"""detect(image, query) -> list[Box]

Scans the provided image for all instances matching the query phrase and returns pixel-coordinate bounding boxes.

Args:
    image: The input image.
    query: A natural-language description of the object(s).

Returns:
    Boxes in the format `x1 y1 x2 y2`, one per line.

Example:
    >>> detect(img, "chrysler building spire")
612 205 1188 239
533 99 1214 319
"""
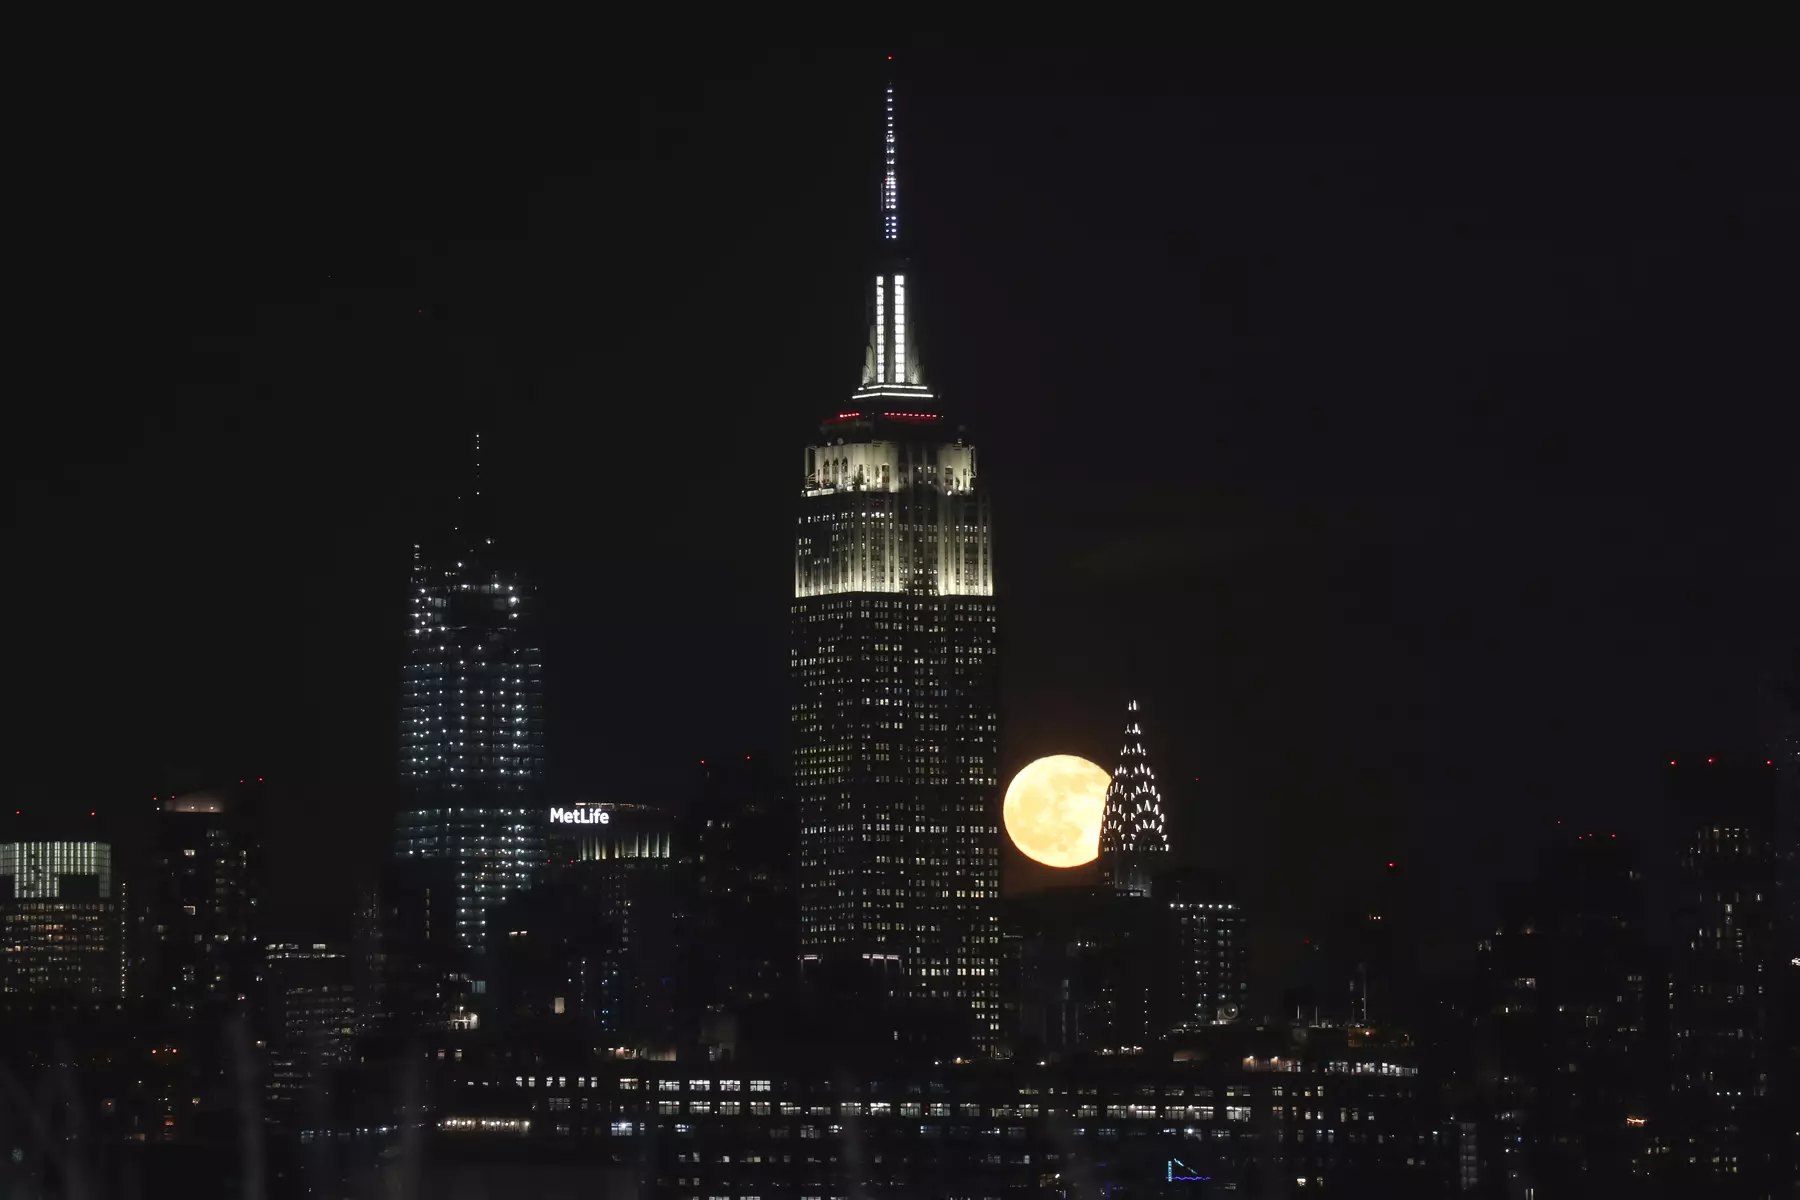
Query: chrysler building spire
1099 699 1171 896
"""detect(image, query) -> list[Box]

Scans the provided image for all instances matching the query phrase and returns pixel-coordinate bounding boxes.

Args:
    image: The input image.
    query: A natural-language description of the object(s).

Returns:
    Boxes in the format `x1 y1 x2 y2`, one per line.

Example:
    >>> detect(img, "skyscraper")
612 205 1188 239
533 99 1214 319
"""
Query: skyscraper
1158 867 1248 1030
1760 650 1800 963
395 432 545 951
1098 699 1170 896
262 939 355 1128
142 788 260 1017
1002 885 1158 1056
0 837 125 999
692 755 797 1020
357 858 466 1033
790 80 1001 1051
1472 833 1659 1194
1666 759 1781 1195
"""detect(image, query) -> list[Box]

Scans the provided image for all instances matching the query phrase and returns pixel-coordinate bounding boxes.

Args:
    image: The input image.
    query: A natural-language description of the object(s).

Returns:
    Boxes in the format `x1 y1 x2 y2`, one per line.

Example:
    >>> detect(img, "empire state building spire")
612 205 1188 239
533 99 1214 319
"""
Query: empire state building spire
859 79 926 393
881 81 898 241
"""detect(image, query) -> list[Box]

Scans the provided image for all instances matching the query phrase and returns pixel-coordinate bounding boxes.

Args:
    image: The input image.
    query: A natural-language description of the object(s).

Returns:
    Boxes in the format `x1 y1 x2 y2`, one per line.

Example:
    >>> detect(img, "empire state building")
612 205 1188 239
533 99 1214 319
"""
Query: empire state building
791 82 1001 1051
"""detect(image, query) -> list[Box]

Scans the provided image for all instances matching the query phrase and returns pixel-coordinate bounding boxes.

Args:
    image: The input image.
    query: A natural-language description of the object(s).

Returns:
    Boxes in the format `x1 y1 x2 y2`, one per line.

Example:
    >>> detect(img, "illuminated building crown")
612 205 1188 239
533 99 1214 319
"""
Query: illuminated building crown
857 80 928 397
1099 699 1171 895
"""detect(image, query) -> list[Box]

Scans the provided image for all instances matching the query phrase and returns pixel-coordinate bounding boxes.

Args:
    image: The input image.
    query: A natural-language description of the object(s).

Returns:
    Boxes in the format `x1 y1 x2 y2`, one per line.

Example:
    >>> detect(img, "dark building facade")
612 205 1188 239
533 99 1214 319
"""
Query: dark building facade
691 755 797 1025
1005 887 1159 1058
1297 860 1416 1033
356 857 470 1034
1158 868 1249 1033
1006 873 1247 1061
1666 759 1782 1195
1761 654 1800 1164
142 789 260 1017
0 792 266 1192
395 432 545 952
1470 832 1661 1196
262 940 356 1130
0 998 267 1196
791 83 1001 1051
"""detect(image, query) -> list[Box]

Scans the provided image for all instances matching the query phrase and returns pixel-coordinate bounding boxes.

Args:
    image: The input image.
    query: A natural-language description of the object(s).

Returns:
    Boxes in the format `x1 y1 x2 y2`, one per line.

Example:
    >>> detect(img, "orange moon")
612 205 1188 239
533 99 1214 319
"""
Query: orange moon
1003 755 1111 868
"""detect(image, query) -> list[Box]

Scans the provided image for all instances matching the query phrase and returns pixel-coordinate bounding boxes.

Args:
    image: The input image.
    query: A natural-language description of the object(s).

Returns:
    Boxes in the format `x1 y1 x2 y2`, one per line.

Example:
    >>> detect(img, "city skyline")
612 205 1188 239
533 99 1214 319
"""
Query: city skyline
11 49 1798 1003
2 49 1796 1199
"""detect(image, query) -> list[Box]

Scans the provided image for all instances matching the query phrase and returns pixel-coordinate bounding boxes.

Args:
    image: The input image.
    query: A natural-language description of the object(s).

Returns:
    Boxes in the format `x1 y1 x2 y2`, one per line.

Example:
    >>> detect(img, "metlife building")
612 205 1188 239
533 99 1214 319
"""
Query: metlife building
496 801 682 1047
544 802 672 867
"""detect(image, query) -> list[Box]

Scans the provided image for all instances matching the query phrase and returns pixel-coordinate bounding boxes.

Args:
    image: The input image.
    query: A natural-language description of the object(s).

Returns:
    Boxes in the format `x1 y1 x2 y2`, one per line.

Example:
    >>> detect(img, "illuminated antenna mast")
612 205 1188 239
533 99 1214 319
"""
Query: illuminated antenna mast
857 69 929 392
882 83 898 240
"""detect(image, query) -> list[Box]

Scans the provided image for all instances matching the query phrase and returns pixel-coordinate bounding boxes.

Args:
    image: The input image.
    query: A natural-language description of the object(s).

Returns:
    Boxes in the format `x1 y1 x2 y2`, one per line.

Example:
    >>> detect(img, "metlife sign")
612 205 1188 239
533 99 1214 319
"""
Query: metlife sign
549 807 611 826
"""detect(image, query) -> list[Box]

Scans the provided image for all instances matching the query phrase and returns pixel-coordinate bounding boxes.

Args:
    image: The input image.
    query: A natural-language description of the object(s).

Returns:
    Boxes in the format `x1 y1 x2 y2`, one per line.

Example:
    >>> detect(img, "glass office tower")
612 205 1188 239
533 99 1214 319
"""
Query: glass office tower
395 433 546 950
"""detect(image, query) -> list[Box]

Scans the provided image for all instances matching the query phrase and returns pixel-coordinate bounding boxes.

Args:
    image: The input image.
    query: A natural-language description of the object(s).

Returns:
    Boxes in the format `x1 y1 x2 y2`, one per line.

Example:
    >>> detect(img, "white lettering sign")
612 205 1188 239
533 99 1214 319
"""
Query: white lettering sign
549 807 610 825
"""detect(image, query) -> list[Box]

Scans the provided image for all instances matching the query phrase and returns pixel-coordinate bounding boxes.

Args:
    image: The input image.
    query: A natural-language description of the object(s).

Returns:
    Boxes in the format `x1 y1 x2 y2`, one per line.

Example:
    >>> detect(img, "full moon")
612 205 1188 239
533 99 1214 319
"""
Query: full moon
1003 755 1111 868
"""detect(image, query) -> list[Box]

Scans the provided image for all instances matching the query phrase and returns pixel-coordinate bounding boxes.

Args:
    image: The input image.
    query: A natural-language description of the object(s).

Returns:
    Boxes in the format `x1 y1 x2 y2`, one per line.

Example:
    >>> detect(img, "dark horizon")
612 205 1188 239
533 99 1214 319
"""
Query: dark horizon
11 50 1799 1006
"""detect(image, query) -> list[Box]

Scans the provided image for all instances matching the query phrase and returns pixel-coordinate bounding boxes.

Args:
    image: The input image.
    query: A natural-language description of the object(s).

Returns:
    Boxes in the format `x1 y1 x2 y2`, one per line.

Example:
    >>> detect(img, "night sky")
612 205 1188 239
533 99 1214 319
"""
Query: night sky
13 50 1797 999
